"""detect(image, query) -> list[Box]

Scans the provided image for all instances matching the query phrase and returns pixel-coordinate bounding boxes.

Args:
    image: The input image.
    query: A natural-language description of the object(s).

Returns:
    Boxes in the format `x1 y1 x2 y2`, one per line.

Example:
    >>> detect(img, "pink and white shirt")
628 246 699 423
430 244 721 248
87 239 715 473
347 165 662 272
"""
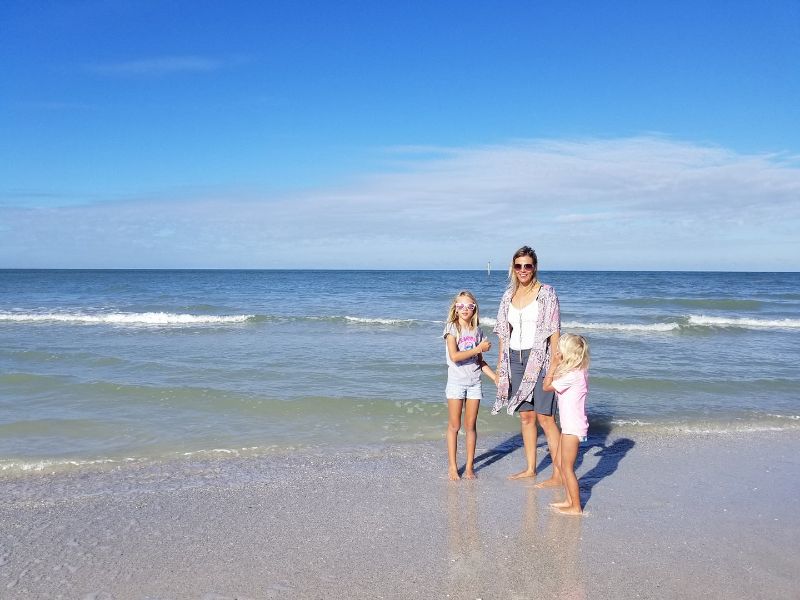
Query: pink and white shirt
551 368 589 438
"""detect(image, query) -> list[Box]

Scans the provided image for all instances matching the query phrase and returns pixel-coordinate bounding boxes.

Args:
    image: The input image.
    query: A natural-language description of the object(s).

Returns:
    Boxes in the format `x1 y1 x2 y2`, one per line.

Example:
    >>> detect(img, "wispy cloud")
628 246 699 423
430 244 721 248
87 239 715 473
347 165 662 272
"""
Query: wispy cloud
553 213 624 224
86 55 233 76
2 137 799 270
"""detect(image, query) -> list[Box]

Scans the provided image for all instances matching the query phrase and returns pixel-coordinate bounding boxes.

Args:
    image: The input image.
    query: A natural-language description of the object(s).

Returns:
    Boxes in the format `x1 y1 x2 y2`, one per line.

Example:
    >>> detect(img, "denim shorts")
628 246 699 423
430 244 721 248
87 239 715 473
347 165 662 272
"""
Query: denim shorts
445 382 482 401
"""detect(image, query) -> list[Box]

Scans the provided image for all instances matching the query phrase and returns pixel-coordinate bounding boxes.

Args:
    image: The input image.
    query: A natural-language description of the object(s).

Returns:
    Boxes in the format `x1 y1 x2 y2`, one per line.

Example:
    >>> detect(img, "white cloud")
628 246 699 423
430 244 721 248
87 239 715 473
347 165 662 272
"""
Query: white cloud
2 136 799 270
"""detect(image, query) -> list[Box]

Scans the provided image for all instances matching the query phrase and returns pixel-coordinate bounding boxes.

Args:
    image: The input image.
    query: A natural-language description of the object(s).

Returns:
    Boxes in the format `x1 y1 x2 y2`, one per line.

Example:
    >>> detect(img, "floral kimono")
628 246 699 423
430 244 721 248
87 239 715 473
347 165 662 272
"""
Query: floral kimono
492 283 561 415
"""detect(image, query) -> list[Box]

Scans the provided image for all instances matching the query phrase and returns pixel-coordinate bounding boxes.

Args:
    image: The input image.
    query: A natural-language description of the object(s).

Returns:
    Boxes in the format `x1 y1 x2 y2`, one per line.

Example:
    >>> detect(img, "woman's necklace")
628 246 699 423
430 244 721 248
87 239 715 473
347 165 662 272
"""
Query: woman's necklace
514 280 539 305
513 280 539 359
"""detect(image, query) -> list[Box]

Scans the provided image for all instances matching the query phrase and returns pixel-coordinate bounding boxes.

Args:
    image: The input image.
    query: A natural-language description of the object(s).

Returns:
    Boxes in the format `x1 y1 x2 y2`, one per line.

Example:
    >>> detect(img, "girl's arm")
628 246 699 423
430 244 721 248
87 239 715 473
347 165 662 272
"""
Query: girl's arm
477 330 497 382
542 371 556 392
542 331 561 392
446 334 491 363
481 362 497 384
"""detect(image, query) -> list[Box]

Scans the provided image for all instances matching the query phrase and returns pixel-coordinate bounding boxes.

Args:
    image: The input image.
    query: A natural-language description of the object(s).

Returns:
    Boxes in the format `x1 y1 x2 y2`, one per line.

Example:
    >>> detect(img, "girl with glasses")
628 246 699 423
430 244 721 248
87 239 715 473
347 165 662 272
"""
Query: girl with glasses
443 290 497 480
491 246 563 485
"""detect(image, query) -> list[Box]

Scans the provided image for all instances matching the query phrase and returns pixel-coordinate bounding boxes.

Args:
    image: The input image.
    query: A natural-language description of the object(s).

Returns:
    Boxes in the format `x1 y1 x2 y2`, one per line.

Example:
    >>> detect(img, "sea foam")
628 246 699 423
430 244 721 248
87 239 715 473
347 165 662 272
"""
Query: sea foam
563 316 800 333
562 320 680 332
343 316 416 325
687 315 800 329
0 312 254 325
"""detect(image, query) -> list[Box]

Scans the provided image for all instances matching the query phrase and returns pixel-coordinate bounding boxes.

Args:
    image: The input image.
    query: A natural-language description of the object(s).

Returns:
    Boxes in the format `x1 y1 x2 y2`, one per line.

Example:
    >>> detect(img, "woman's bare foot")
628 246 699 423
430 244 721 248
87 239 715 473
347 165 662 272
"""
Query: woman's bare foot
534 476 562 489
463 469 477 480
549 499 571 509
448 467 461 481
555 505 583 515
508 469 536 480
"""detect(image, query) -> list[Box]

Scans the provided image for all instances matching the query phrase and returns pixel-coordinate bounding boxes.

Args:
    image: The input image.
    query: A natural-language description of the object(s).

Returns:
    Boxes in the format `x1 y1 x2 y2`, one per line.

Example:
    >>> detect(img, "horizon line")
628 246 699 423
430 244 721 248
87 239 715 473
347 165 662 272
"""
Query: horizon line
1 267 798 274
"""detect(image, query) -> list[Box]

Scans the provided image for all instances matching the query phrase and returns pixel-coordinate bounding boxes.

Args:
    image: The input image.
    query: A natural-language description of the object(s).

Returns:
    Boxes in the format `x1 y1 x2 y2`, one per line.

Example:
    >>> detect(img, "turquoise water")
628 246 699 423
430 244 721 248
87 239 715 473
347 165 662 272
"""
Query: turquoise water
1 269 798 473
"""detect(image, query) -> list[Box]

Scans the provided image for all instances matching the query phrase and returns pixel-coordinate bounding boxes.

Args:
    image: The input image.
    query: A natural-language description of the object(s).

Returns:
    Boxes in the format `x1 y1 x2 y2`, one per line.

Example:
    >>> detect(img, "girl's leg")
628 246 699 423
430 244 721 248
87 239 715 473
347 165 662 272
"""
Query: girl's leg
534 413 563 487
548 434 570 505
509 410 537 479
446 398 464 480
536 429 562 489
463 398 480 479
553 434 582 514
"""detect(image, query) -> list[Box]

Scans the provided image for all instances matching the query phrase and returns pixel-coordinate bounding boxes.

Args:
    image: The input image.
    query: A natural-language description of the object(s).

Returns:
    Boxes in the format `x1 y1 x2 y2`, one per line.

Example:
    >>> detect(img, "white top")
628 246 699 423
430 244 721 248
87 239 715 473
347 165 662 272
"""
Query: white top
507 301 539 351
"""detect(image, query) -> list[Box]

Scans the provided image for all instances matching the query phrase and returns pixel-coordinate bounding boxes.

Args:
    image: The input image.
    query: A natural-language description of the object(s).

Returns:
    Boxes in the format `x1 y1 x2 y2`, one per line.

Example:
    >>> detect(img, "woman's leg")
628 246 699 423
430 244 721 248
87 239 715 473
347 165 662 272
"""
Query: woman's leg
553 434 582 514
549 434 569 505
535 413 563 487
447 398 464 480
509 409 537 479
463 398 480 479
508 352 537 479
536 428 562 489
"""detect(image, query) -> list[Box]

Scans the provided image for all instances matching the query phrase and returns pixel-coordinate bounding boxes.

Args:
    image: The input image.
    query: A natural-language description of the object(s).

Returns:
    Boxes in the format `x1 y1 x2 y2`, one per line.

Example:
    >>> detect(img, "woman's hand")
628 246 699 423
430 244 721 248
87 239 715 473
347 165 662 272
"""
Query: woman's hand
478 339 491 353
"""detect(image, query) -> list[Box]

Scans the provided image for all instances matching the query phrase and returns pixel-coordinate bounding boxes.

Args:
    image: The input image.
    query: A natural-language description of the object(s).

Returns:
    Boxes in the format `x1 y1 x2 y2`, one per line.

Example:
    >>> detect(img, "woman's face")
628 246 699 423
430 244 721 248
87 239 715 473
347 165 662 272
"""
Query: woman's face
513 255 536 284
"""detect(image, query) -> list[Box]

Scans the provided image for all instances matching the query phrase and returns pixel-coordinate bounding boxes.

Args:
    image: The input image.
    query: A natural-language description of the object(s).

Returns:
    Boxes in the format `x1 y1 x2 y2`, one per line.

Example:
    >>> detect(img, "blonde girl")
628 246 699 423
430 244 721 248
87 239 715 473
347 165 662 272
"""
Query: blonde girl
543 334 590 514
443 291 497 480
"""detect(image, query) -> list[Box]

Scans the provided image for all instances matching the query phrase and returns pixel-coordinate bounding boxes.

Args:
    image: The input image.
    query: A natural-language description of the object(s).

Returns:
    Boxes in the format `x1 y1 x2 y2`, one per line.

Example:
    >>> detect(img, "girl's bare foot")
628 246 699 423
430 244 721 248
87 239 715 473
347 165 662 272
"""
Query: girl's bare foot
534 476 562 489
463 469 477 480
448 467 461 481
555 505 583 515
508 469 536 480
549 499 571 509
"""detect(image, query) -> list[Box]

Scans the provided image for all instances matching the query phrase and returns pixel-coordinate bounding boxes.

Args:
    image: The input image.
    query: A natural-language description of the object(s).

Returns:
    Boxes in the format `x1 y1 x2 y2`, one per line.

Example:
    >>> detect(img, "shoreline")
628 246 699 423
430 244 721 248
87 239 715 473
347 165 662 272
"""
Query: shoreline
2 430 799 598
3 414 799 479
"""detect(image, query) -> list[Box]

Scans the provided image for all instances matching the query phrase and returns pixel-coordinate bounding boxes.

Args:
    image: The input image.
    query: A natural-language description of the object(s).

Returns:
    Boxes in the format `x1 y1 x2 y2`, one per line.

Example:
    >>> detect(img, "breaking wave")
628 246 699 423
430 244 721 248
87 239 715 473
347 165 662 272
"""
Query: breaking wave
0 312 254 326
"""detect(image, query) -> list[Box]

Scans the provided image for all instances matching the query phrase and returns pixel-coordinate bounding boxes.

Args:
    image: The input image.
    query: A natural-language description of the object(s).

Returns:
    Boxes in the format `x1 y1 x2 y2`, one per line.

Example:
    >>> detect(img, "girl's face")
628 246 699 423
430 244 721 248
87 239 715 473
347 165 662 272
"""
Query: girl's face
513 255 536 284
454 296 476 321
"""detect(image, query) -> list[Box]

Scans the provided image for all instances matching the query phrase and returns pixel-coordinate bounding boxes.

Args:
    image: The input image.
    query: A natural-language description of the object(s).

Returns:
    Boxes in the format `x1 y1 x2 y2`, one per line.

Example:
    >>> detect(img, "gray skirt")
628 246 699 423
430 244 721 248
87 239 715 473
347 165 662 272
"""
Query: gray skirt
508 348 555 415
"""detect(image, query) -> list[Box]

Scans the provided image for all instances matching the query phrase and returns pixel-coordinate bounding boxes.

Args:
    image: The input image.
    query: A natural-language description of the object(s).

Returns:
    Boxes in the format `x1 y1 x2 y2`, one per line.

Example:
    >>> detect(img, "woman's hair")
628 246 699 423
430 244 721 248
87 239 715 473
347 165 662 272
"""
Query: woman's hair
508 245 538 295
553 333 590 378
447 290 480 332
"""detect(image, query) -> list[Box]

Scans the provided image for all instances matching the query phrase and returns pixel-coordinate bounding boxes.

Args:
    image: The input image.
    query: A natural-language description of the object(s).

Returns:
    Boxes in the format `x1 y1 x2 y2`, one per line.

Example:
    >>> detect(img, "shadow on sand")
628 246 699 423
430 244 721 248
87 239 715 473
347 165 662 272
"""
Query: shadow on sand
471 425 634 508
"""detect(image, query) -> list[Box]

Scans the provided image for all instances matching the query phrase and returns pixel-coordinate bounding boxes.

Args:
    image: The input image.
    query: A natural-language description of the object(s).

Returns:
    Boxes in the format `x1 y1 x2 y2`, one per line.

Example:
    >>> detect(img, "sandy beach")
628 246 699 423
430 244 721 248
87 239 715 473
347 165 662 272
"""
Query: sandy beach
2 429 798 599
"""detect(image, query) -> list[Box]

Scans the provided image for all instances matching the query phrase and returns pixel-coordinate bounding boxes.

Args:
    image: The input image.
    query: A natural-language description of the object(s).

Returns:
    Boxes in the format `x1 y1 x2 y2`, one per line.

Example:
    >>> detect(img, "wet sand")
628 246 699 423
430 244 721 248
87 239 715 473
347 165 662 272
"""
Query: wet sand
2 430 798 599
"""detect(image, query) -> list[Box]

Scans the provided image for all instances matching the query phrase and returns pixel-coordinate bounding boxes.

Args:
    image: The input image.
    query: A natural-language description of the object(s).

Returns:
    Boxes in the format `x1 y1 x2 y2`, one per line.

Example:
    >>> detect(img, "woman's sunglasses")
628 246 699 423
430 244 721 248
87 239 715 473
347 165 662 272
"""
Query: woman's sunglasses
455 303 476 310
514 263 535 271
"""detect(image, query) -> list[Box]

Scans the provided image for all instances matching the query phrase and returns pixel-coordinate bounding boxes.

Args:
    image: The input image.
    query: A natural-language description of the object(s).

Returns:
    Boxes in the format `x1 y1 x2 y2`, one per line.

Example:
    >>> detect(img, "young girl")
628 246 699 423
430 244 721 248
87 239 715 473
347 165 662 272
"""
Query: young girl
443 291 497 480
543 333 590 514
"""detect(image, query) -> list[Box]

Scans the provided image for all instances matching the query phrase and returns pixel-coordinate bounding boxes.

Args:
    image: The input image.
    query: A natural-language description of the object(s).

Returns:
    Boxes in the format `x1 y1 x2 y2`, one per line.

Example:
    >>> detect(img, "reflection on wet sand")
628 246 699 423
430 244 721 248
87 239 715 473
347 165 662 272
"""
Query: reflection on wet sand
444 482 482 596
442 480 586 599
510 484 587 599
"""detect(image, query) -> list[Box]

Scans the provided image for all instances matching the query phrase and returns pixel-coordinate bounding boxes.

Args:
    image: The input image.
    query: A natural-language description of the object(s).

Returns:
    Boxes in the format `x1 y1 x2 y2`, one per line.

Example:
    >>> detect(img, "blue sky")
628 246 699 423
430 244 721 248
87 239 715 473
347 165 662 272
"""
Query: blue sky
2 0 799 270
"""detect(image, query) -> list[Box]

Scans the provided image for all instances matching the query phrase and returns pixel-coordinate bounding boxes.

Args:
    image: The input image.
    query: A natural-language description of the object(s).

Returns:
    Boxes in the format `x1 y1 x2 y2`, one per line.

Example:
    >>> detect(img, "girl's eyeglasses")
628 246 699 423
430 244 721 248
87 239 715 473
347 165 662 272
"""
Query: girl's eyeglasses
514 263 534 271
455 303 476 310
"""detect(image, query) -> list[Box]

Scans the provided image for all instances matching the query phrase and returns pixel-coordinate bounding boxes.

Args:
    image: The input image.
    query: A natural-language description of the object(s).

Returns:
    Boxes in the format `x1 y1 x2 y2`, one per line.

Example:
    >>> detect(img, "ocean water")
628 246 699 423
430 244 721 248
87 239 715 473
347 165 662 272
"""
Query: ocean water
1 269 798 475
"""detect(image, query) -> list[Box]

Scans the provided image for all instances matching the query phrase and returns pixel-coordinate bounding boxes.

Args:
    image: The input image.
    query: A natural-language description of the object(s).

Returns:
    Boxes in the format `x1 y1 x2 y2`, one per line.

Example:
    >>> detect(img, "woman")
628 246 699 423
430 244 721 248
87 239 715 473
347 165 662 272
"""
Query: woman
492 246 562 484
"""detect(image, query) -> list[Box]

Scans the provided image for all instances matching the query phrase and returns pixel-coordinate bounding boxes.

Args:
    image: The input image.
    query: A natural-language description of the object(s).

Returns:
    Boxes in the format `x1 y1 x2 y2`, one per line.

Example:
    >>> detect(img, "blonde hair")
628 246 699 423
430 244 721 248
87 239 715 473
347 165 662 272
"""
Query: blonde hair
507 245 538 295
447 290 480 333
553 333 590 379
